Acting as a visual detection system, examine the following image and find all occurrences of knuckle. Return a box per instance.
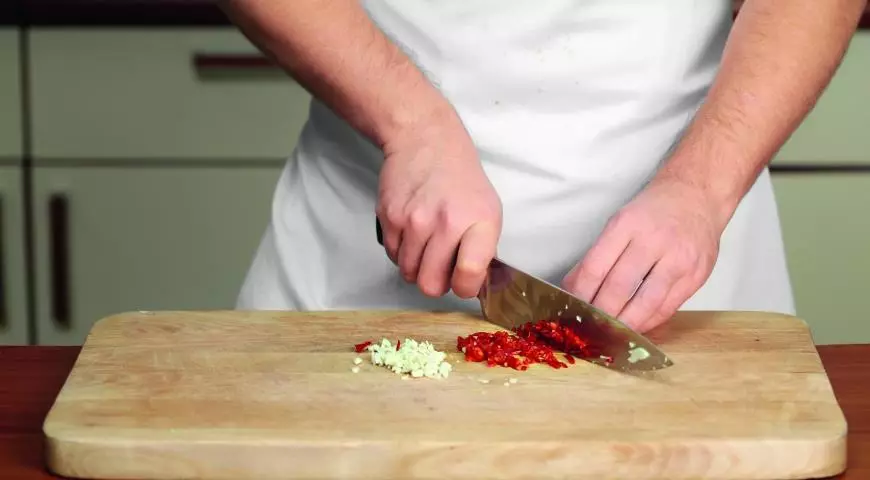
[408,209,433,232]
[578,259,609,284]
[437,208,465,236]
[384,204,405,228]
[608,209,634,230]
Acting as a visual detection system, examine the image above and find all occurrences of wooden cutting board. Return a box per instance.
[43,310,847,480]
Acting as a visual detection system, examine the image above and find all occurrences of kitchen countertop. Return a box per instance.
[1,1,869,27]
[0,344,868,479]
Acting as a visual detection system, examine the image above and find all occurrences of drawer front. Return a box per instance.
[0,28,21,158]
[30,28,312,160]
[773,32,870,166]
[772,173,870,344]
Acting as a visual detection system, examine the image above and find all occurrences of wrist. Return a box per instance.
[380,101,475,159]
[649,157,744,232]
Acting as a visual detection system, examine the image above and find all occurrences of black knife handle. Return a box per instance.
[375,218,384,247]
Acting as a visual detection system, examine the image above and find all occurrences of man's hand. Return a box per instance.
[562,0,864,331]
[219,0,503,299]
[562,179,724,333]
[377,111,502,299]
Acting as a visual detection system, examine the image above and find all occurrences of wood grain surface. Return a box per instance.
[42,310,848,480]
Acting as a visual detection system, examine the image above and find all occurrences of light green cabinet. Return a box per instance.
[772,31,870,166]
[29,28,311,160]
[0,29,26,345]
[26,27,310,345]
[31,163,284,345]
[0,28,21,158]
[772,174,870,344]
[0,164,29,345]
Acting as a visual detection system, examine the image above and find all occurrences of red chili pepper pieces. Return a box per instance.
[353,341,372,353]
[456,318,589,370]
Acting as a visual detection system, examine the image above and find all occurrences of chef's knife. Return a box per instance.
[374,219,673,373]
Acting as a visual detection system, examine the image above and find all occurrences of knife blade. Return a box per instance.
[374,219,673,373]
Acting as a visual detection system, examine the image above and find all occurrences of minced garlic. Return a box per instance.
[363,338,452,379]
[627,346,650,363]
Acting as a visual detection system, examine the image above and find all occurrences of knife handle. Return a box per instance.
[375,218,384,247]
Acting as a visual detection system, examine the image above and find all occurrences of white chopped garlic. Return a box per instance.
[351,366,360,373]
[353,357,363,365]
[364,338,452,379]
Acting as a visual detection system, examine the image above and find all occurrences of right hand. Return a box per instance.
[376,109,502,299]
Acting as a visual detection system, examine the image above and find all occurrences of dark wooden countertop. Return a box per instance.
[1,1,869,28]
[0,344,868,478]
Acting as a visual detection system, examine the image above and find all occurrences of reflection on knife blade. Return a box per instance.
[478,258,673,373]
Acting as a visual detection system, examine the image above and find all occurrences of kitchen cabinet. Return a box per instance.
[25,26,312,344]
[31,163,284,345]
[0,165,29,345]
[0,28,21,158]
[771,174,870,344]
[772,31,870,166]
[0,28,26,345]
[29,28,311,160]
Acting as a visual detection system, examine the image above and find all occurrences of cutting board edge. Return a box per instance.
[84,308,816,326]
[41,427,848,480]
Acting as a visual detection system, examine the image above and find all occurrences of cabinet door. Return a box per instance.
[0,28,21,158]
[772,174,870,344]
[32,163,284,345]
[0,164,29,345]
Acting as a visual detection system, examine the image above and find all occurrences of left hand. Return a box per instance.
[561,179,726,333]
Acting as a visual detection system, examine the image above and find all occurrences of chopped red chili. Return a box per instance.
[353,341,372,353]
[396,339,401,351]
[457,318,592,370]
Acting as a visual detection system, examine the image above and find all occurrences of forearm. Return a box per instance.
[654,0,865,227]
[219,0,458,149]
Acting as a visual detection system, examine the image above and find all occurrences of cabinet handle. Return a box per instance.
[0,194,6,330]
[48,193,71,329]
[192,53,277,71]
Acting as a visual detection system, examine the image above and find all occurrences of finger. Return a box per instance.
[378,209,403,265]
[397,210,435,282]
[634,275,696,333]
[562,224,631,302]
[451,221,499,298]
[590,240,660,317]
[616,259,678,330]
[416,221,466,298]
